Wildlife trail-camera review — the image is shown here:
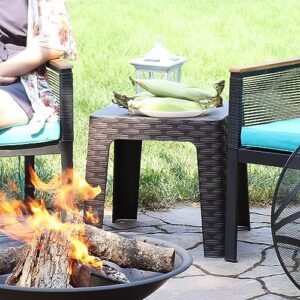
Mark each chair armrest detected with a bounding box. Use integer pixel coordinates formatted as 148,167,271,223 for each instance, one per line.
46,59,74,142
46,58,73,73
230,57,300,74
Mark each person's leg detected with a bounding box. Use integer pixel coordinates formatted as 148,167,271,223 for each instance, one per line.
0,89,29,129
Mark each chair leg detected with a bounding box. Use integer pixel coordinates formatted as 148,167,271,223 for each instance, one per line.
238,163,250,230
225,148,239,262
113,140,142,222
61,141,73,186
61,141,73,172
24,156,35,203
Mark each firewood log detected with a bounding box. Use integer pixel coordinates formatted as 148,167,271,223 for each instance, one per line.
0,245,28,275
70,261,129,287
1,221,175,286
5,212,81,288
6,229,72,288
85,225,175,273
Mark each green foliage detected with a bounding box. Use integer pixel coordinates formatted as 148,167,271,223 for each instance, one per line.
248,165,281,206
3,0,299,208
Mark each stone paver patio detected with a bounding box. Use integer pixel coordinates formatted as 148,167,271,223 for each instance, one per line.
103,204,300,300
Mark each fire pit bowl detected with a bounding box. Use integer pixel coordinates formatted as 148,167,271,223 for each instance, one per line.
0,235,192,300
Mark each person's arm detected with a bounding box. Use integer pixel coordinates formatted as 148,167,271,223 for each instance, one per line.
0,44,63,78
0,0,75,83
0,75,17,84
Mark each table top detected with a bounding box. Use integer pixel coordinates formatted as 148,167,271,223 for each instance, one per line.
91,103,228,122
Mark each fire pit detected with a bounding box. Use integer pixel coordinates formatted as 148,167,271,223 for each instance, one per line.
0,170,192,299
0,234,192,300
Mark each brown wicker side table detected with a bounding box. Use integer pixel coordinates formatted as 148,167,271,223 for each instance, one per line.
85,104,228,257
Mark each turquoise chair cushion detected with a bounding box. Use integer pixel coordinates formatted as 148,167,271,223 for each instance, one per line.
0,121,60,146
241,118,300,152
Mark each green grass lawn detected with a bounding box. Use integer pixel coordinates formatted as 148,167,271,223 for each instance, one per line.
1,0,299,208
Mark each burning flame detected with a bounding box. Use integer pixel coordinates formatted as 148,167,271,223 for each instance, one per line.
70,238,103,268
0,168,102,271
85,206,100,224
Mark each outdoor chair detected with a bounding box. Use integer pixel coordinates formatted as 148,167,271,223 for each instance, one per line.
0,59,73,200
225,57,300,262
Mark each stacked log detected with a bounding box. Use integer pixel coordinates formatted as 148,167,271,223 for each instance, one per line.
0,225,175,288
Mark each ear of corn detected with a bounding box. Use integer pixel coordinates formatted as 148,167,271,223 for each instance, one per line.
128,97,209,116
112,91,154,108
132,91,155,101
132,91,154,98
132,78,213,102
113,79,225,114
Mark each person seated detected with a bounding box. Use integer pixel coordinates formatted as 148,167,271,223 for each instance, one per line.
0,0,76,133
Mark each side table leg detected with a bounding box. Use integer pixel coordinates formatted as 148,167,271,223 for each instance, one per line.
85,120,111,228
113,140,142,222
225,148,239,262
196,123,226,258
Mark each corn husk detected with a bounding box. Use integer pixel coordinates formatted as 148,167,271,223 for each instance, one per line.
128,97,210,117
130,77,224,106
112,78,225,114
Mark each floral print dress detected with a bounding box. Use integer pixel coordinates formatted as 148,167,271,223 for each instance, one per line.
22,0,76,134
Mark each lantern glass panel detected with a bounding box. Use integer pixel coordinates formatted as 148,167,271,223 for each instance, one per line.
130,56,186,92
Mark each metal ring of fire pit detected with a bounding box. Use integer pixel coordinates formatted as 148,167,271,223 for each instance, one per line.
0,236,192,300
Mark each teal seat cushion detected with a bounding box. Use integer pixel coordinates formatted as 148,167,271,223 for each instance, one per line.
241,118,300,152
0,121,60,146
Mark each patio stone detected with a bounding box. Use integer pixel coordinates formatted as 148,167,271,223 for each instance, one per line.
254,295,290,299
144,232,203,250
261,247,281,267
145,205,201,226
101,205,300,299
146,275,264,300
104,213,166,229
250,208,271,222
262,274,300,298
157,224,202,234
249,208,272,229
175,265,206,277
190,242,267,276
250,223,271,229
112,226,164,234
238,226,274,245
239,265,285,279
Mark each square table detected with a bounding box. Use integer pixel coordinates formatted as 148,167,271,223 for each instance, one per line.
85,104,228,257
